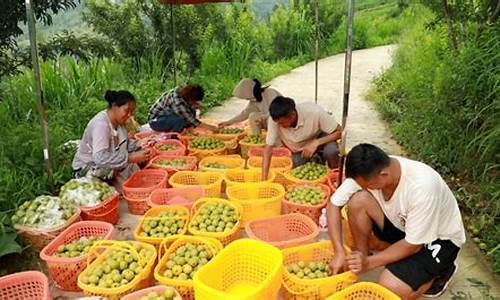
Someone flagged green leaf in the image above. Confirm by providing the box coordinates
[0,233,23,258]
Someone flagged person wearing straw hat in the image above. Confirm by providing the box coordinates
[327,143,465,298]
[218,78,282,135]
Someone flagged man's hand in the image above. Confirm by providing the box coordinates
[129,149,152,164]
[329,252,346,275]
[301,140,319,159]
[347,251,368,274]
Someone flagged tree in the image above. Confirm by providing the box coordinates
[0,0,80,80]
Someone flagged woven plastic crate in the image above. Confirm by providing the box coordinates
[40,221,115,291]
[238,133,266,159]
[121,285,182,300]
[77,240,157,300]
[223,169,276,188]
[248,146,292,157]
[325,282,401,300]
[281,241,357,300]
[282,183,332,225]
[198,155,246,172]
[146,155,198,175]
[123,169,169,200]
[80,192,120,225]
[154,236,223,300]
[188,198,242,246]
[152,140,186,156]
[193,239,283,300]
[169,171,224,198]
[0,271,50,300]
[245,213,319,249]
[147,187,207,209]
[226,182,285,226]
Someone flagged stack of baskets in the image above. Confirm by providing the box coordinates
[123,169,169,215]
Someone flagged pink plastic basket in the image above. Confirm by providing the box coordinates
[40,221,115,291]
[147,186,207,209]
[123,169,169,200]
[0,271,51,300]
[121,285,181,300]
[248,146,292,157]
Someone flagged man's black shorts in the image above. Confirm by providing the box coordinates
[373,216,460,291]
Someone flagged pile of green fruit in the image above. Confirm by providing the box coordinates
[286,260,331,279]
[290,162,328,180]
[79,242,155,288]
[183,130,199,137]
[204,162,227,169]
[215,127,244,134]
[139,289,180,300]
[156,143,178,151]
[11,196,78,229]
[286,186,326,205]
[162,243,215,280]
[189,136,225,150]
[60,177,115,207]
[139,210,188,238]
[153,159,188,168]
[190,202,238,233]
[241,134,265,144]
[54,236,101,257]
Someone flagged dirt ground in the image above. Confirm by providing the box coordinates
[53,45,499,299]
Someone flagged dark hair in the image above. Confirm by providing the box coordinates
[252,79,268,103]
[269,96,295,120]
[104,90,135,108]
[345,143,391,179]
[179,84,204,102]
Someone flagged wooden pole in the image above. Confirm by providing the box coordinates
[314,0,319,103]
[337,0,354,186]
[170,3,177,85]
[25,0,54,191]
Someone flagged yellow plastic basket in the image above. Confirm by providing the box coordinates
[223,169,276,188]
[77,240,157,300]
[247,156,293,186]
[281,241,357,300]
[198,156,246,172]
[193,239,283,300]
[154,236,223,300]
[239,134,266,159]
[226,182,285,226]
[188,198,242,246]
[325,282,401,300]
[168,171,224,198]
[133,205,190,246]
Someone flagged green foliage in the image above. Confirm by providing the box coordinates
[368,5,500,273]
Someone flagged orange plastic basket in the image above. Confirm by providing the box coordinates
[245,213,319,249]
[193,239,283,300]
[223,169,276,188]
[152,140,186,156]
[238,133,266,159]
[248,146,292,157]
[327,169,340,191]
[282,167,329,188]
[281,241,357,300]
[282,183,332,225]
[188,198,242,246]
[15,208,81,252]
[147,187,207,209]
[187,136,227,160]
[124,196,151,216]
[154,236,223,300]
[212,125,246,142]
[180,128,211,146]
[169,171,224,198]
[80,192,120,225]
[146,155,198,175]
[0,271,51,300]
[123,169,169,199]
[226,182,285,226]
[39,221,115,291]
[326,282,401,300]
[247,156,293,186]
[133,205,190,246]
[121,285,182,300]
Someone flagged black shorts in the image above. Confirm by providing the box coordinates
[373,216,460,291]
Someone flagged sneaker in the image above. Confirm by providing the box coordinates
[423,262,458,298]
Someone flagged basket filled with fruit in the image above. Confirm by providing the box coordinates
[212,127,246,141]
[247,156,294,186]
[134,205,190,246]
[187,136,227,160]
[188,198,242,246]
[169,171,224,198]
[121,285,182,300]
[283,162,329,187]
[40,221,114,291]
[146,155,198,175]
[281,241,357,299]
[152,140,186,156]
[198,155,245,172]
[283,183,331,225]
[154,236,223,300]
[147,187,207,209]
[223,169,276,188]
[239,134,266,159]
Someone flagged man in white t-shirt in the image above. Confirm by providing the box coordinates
[327,143,465,298]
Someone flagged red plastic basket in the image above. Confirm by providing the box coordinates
[80,192,120,224]
[248,146,292,157]
[147,186,207,209]
[121,285,182,300]
[245,213,320,249]
[0,271,50,300]
[123,169,169,200]
[152,140,186,156]
[40,221,115,291]
[282,183,332,225]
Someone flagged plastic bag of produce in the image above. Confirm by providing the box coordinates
[60,176,116,207]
